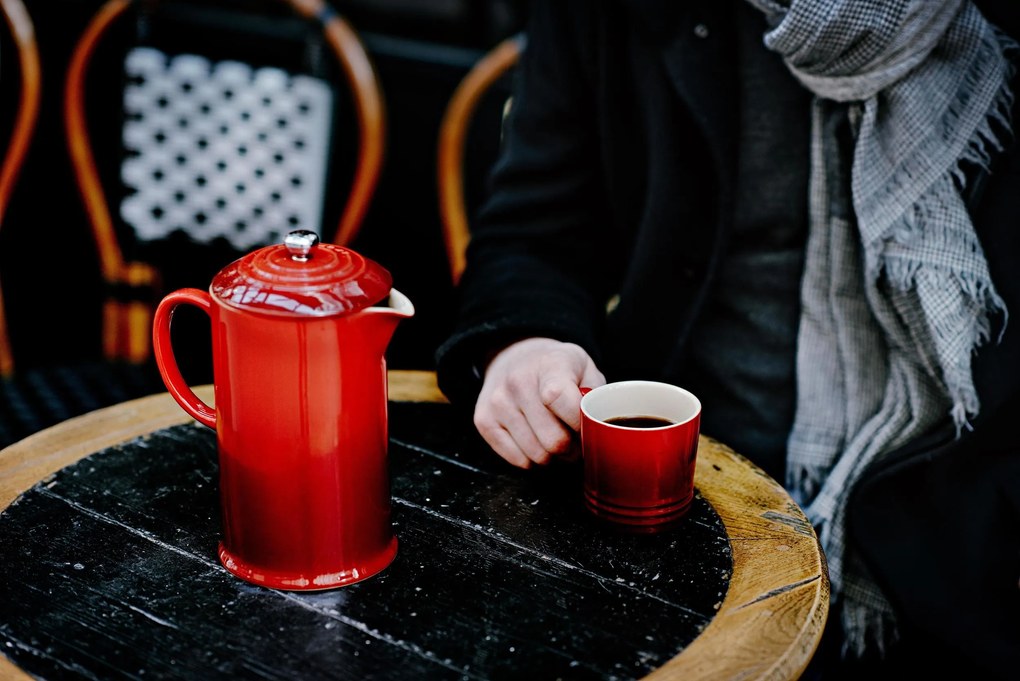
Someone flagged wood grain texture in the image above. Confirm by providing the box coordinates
[0,370,828,680]
[648,440,830,680]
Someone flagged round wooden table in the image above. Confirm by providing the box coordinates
[0,370,828,680]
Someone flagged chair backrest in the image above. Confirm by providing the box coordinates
[64,0,385,363]
[0,0,41,378]
[436,33,522,286]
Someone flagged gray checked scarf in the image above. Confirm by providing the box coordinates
[745,0,1015,657]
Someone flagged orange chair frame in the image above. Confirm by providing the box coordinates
[0,0,42,378]
[64,0,386,362]
[436,34,522,286]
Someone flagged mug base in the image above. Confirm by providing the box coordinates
[218,536,398,590]
[584,492,694,534]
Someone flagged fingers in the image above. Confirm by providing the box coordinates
[518,386,576,458]
[475,375,571,468]
[473,410,535,469]
[580,363,608,393]
[534,375,584,434]
[543,362,606,431]
[473,337,603,469]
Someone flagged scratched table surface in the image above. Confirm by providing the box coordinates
[0,371,828,681]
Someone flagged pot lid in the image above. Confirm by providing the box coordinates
[211,230,392,317]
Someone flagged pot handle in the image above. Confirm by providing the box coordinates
[152,288,216,429]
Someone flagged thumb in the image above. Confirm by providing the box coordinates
[580,362,607,393]
[548,363,605,433]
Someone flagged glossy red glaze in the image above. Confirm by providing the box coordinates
[580,382,701,534]
[152,239,412,590]
[211,240,393,317]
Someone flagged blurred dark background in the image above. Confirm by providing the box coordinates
[0,0,526,384]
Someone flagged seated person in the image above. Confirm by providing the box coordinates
[436,0,1020,677]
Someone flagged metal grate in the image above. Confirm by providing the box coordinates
[119,47,334,251]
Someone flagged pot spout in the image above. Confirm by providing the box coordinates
[361,288,414,354]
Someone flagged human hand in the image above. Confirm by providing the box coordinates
[474,337,606,468]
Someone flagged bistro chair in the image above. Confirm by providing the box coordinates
[0,0,167,450]
[0,0,41,379]
[436,33,522,285]
[65,0,386,364]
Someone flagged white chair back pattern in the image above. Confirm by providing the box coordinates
[119,47,333,251]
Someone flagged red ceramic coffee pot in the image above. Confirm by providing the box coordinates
[153,230,413,590]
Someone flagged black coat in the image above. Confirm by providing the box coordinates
[436,1,1020,675]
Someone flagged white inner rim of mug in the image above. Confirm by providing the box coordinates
[581,380,701,428]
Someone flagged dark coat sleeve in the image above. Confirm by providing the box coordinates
[434,0,617,408]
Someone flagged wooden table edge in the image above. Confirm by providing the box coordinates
[0,369,828,681]
[648,437,830,680]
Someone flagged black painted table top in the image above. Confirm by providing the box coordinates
[0,401,732,681]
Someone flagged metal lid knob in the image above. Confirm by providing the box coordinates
[284,230,320,261]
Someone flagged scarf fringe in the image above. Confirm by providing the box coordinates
[786,460,825,508]
[951,28,1016,177]
[856,24,1017,240]
[841,596,900,658]
[864,28,1015,431]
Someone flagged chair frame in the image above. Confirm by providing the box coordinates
[64,0,386,362]
[0,0,41,378]
[436,34,522,286]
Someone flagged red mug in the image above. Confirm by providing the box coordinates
[153,231,413,589]
[580,381,702,533]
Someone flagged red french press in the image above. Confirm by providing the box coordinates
[153,230,413,590]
